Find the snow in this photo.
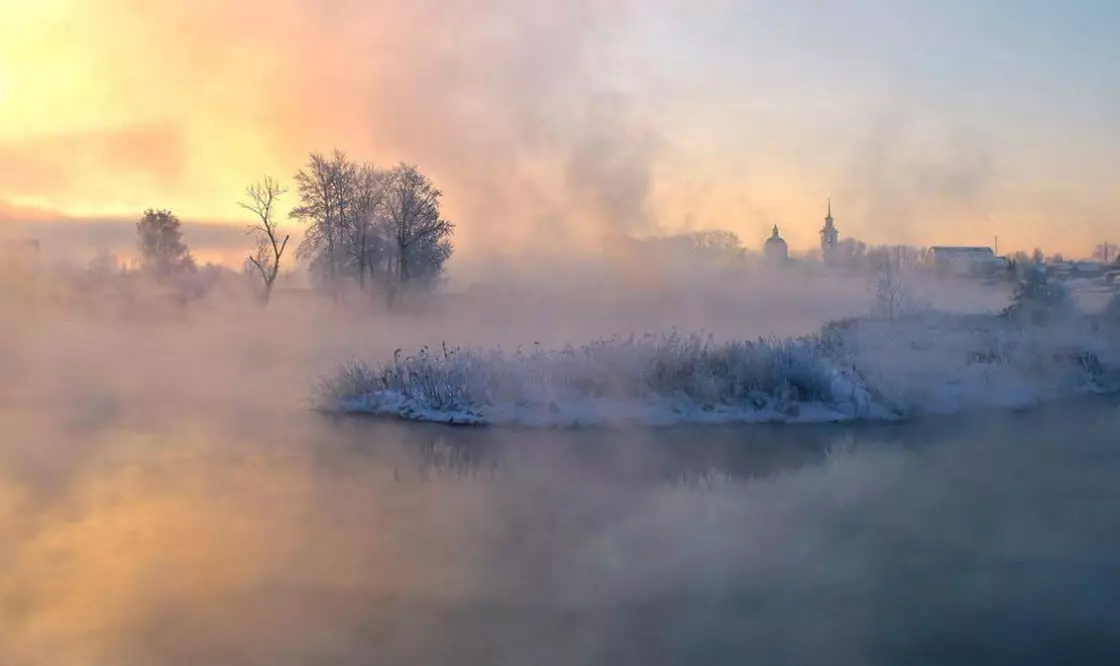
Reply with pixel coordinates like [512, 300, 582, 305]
[315, 311, 1120, 428]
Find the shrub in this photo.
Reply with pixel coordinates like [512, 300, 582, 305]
[1003, 266, 1072, 325]
[314, 332, 844, 419]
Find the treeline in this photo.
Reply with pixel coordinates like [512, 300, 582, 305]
[121, 150, 455, 309]
[617, 231, 931, 274]
[288, 151, 454, 307]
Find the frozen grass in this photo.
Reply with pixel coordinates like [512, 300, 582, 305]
[314, 331, 881, 426]
[841, 312, 1118, 417]
[314, 307, 1120, 427]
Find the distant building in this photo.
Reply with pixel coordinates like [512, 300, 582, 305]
[1047, 261, 1110, 281]
[820, 198, 839, 265]
[763, 225, 789, 266]
[929, 246, 1005, 278]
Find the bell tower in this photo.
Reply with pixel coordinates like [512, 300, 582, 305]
[820, 197, 839, 265]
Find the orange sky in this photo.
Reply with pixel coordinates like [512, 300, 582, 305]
[1, 0, 1116, 260]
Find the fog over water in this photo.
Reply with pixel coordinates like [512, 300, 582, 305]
[2, 267, 1119, 665]
[4, 0, 1119, 661]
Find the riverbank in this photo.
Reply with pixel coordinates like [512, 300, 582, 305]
[316, 310, 1120, 427]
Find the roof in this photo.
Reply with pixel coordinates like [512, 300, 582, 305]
[929, 246, 994, 254]
[930, 247, 999, 264]
[765, 224, 786, 246]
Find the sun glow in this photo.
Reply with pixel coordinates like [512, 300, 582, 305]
[0, 0, 1112, 258]
[0, 0, 292, 221]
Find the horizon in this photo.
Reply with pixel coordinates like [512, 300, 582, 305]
[3, 210, 1111, 272]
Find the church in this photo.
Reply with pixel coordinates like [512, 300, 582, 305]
[763, 225, 789, 265]
[820, 198, 839, 265]
[760, 199, 839, 267]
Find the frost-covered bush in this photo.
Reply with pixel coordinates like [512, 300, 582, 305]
[314, 332, 847, 423]
[1002, 266, 1072, 326]
[316, 308, 1120, 426]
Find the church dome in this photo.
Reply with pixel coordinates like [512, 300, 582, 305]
[764, 225, 788, 264]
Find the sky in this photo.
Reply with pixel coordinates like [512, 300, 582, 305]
[1, 0, 1117, 262]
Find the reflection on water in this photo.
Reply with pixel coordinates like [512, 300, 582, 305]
[3, 398, 1120, 665]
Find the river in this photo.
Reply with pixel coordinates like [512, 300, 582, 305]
[3, 395, 1119, 665]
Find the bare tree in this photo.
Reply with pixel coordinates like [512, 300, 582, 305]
[289, 154, 455, 308]
[340, 165, 390, 296]
[382, 164, 455, 306]
[291, 151, 353, 302]
[870, 263, 921, 322]
[239, 176, 289, 307]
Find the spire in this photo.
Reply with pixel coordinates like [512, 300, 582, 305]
[772, 224, 780, 237]
[827, 195, 831, 220]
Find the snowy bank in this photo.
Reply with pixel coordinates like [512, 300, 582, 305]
[314, 311, 1120, 427]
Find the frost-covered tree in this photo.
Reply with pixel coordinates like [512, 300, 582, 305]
[870, 264, 920, 322]
[291, 150, 353, 301]
[136, 209, 195, 278]
[381, 163, 455, 305]
[837, 238, 867, 270]
[631, 229, 748, 270]
[684, 230, 743, 256]
[402, 230, 454, 290]
[239, 176, 289, 307]
[291, 153, 454, 307]
[340, 164, 391, 296]
[292, 151, 392, 299]
[1003, 265, 1072, 325]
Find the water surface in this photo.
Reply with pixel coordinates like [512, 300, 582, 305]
[3, 398, 1119, 665]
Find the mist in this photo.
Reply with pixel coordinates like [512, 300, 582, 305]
[2, 0, 667, 254]
[4, 1, 1120, 662]
[4, 223, 1120, 663]
[6, 1, 1118, 253]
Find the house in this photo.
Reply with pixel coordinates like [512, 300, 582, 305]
[1049, 261, 1110, 280]
[928, 246, 1006, 278]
